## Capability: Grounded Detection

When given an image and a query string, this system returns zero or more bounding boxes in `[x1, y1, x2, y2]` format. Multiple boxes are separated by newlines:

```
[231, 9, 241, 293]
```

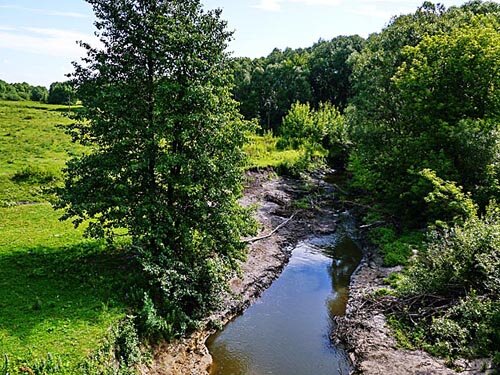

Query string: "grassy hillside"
[0, 100, 299, 372]
[0, 101, 140, 373]
[0, 101, 83, 207]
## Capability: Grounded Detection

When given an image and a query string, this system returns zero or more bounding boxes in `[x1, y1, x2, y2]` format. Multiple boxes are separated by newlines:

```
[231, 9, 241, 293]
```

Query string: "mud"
[331, 236, 494, 375]
[142, 170, 489, 375]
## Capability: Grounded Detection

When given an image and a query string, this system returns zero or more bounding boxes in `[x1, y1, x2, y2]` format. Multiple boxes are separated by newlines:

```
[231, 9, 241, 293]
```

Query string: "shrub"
[418, 169, 477, 226]
[278, 101, 347, 169]
[395, 202, 500, 360]
[369, 226, 423, 266]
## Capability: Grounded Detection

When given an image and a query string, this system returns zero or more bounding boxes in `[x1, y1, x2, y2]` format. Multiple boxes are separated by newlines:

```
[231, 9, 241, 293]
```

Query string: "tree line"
[232, 35, 365, 132]
[0, 80, 76, 105]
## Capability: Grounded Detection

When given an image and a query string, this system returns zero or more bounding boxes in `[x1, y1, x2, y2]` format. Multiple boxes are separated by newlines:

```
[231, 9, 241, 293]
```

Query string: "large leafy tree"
[56, 0, 253, 337]
[308, 35, 365, 110]
[348, 1, 500, 224]
[48, 81, 76, 105]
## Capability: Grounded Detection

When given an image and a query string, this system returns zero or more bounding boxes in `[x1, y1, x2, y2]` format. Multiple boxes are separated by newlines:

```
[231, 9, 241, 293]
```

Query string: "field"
[0, 101, 143, 372]
[0, 100, 299, 371]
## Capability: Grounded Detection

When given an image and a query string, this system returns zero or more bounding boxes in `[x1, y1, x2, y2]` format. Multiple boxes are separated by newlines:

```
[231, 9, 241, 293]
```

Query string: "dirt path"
[141, 171, 339, 375]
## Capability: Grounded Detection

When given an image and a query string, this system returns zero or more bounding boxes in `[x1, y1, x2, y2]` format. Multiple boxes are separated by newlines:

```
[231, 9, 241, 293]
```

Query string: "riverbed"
[207, 227, 362, 375]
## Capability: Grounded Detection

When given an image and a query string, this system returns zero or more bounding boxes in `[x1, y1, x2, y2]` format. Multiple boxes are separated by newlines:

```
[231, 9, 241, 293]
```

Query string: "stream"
[207, 218, 362, 375]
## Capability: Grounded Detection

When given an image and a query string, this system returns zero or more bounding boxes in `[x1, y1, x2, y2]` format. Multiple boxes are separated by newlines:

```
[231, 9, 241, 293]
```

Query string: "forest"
[0, 0, 499, 374]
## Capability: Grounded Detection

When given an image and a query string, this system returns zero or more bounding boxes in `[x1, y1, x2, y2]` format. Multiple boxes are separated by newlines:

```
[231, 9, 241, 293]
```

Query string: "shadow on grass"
[0, 241, 143, 351]
[49, 107, 84, 115]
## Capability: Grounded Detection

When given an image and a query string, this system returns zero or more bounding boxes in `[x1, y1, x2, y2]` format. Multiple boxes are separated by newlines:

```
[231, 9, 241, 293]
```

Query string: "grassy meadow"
[0, 101, 141, 372]
[0, 100, 298, 372]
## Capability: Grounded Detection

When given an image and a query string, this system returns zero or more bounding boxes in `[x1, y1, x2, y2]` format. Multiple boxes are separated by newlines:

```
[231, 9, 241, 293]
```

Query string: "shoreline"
[331, 229, 492, 375]
[142, 170, 340, 374]
[142, 170, 483, 375]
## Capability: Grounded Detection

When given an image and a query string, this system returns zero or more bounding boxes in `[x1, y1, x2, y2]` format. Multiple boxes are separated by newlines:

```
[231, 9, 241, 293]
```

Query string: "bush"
[395, 202, 500, 360]
[278, 101, 347, 169]
[417, 169, 478, 226]
[369, 226, 423, 266]
[399, 202, 500, 296]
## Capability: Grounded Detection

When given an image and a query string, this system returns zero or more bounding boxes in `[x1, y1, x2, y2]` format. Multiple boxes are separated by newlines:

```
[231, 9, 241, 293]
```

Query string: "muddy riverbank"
[141, 170, 489, 375]
[142, 170, 342, 375]
[331, 230, 493, 375]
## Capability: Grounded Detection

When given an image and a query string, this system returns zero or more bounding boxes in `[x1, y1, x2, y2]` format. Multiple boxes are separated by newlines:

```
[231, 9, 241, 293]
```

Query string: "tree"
[308, 35, 365, 110]
[48, 81, 76, 105]
[30, 86, 48, 102]
[56, 0, 253, 337]
[348, 2, 500, 224]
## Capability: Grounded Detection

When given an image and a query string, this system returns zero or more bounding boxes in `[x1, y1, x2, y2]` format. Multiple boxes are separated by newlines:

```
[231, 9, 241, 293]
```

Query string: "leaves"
[56, 0, 254, 338]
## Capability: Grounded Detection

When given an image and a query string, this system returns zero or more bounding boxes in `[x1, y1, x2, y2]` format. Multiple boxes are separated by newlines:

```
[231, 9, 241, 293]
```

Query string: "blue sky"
[0, 0, 497, 87]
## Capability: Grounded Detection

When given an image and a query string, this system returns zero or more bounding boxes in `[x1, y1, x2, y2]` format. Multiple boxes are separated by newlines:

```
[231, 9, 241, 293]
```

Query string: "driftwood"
[244, 212, 297, 243]
[359, 220, 386, 229]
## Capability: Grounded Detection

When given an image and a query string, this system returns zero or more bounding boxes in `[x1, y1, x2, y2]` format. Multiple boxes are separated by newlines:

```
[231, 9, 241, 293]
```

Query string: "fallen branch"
[359, 220, 385, 229]
[244, 212, 298, 243]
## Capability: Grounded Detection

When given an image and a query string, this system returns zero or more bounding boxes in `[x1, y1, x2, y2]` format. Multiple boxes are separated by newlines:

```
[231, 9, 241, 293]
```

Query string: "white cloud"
[0, 27, 95, 58]
[290, 0, 341, 4]
[0, 5, 89, 19]
[254, 0, 283, 11]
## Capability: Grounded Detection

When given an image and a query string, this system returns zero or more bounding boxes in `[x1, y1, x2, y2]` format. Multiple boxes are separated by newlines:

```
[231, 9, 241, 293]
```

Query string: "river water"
[207, 225, 362, 375]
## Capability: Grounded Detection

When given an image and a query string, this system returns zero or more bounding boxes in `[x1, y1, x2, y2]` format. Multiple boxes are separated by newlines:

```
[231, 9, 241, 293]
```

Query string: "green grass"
[0, 101, 300, 372]
[244, 132, 303, 169]
[0, 101, 140, 373]
[0, 204, 139, 372]
[0, 100, 83, 206]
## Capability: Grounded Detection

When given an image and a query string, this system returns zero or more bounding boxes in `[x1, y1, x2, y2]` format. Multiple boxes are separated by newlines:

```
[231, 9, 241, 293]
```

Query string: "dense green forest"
[1, 0, 499, 373]
[232, 34, 365, 131]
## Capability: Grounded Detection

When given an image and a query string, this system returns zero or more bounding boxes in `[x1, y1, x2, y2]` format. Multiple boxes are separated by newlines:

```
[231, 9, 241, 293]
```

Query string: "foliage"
[348, 5, 500, 225]
[278, 102, 315, 150]
[48, 82, 76, 105]
[232, 49, 313, 131]
[418, 169, 478, 225]
[56, 0, 254, 340]
[308, 35, 365, 110]
[394, 202, 500, 360]
[231, 35, 365, 131]
[278, 101, 347, 168]
[369, 226, 423, 266]
[0, 80, 48, 102]
[244, 132, 303, 169]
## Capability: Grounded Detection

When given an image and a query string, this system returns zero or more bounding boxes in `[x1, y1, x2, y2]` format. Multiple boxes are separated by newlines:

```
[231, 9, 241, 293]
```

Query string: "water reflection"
[207, 234, 362, 375]
[326, 237, 363, 320]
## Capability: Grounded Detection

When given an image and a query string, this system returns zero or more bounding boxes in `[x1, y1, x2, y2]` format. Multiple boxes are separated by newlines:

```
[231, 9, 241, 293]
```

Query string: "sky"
[0, 0, 497, 87]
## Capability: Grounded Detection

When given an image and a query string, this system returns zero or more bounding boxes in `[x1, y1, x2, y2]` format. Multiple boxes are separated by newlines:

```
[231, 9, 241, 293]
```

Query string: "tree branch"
[244, 212, 298, 243]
